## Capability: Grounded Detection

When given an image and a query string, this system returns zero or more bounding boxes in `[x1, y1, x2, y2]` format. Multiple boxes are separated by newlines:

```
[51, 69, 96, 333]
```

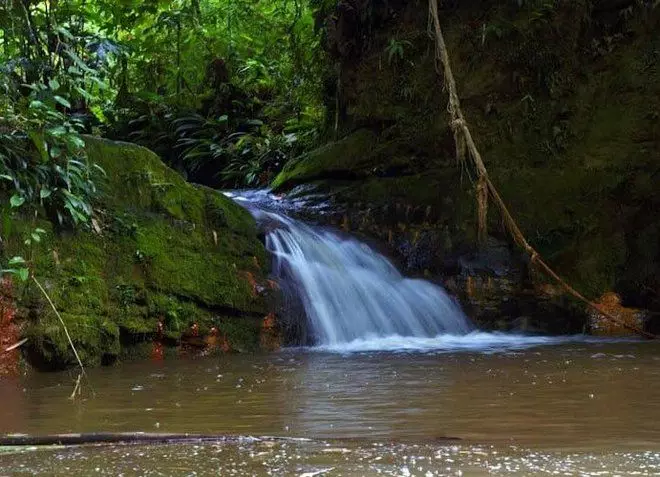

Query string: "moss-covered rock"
[3, 137, 270, 369]
[273, 129, 380, 189]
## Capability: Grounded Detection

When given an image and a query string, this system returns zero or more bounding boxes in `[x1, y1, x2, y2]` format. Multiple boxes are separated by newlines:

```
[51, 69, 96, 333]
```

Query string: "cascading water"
[228, 190, 473, 348]
[227, 190, 621, 352]
[267, 210, 473, 345]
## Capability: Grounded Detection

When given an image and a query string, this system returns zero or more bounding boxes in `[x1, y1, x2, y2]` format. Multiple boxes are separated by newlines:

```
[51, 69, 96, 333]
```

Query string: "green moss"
[6, 137, 270, 370]
[134, 218, 256, 308]
[272, 129, 380, 190]
[216, 316, 262, 352]
[147, 293, 214, 334]
[25, 313, 120, 368]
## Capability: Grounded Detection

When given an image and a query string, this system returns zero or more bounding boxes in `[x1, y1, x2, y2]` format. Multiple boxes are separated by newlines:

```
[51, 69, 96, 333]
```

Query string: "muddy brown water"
[1, 340, 660, 475]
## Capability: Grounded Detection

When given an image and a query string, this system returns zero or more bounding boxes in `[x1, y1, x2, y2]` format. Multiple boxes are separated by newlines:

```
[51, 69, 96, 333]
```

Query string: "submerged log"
[0, 433, 463, 447]
[0, 433, 250, 447]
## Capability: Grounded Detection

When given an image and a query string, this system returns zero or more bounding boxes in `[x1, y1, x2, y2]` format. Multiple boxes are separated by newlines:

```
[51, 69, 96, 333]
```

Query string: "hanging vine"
[427, 0, 655, 339]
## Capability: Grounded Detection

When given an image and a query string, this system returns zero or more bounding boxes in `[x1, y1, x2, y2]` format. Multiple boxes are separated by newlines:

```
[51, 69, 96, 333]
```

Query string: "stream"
[1, 190, 659, 476]
[2, 344, 660, 475]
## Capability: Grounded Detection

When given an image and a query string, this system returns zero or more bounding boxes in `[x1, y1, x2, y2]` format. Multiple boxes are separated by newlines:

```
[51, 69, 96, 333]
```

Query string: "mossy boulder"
[272, 129, 428, 191]
[3, 137, 269, 369]
[273, 129, 378, 189]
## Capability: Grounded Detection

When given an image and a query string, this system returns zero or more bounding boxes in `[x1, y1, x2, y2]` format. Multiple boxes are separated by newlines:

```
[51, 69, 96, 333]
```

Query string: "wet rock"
[588, 292, 647, 336]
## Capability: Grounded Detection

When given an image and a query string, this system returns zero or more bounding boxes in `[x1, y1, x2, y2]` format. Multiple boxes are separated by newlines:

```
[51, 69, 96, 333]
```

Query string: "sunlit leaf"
[9, 195, 25, 208]
[8, 257, 26, 266]
[54, 96, 72, 108]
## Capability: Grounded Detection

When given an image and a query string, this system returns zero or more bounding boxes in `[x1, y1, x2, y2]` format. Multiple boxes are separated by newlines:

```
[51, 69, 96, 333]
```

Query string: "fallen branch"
[427, 0, 655, 339]
[0, 433, 460, 447]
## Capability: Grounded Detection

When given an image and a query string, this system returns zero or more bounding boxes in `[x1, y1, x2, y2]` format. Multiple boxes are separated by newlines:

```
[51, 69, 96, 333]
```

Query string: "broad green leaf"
[49, 146, 62, 158]
[40, 188, 52, 199]
[66, 135, 86, 149]
[18, 268, 29, 282]
[10, 195, 25, 208]
[28, 131, 48, 162]
[56, 26, 74, 40]
[48, 126, 67, 137]
[54, 96, 72, 108]
[48, 79, 61, 90]
[8, 256, 26, 266]
[75, 86, 93, 101]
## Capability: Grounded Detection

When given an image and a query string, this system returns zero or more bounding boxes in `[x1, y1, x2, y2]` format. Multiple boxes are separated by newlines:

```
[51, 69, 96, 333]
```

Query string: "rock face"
[3, 137, 271, 369]
[273, 1, 660, 334]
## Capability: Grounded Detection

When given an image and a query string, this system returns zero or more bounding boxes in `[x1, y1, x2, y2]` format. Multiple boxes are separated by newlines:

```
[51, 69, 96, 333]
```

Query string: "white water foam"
[312, 332, 616, 353]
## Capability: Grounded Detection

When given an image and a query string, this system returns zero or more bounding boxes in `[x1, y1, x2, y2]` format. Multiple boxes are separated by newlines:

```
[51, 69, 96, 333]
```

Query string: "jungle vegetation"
[0, 0, 328, 233]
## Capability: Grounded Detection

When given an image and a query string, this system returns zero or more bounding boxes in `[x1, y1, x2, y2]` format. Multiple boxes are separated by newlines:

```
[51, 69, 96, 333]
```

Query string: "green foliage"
[385, 38, 412, 64]
[107, 0, 326, 185]
[1, 255, 29, 282]
[1, 0, 326, 188]
[0, 87, 104, 227]
[122, 101, 320, 187]
[0, 6, 110, 231]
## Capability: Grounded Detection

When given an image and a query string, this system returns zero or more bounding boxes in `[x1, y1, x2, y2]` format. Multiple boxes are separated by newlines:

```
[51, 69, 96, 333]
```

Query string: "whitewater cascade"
[229, 191, 472, 347]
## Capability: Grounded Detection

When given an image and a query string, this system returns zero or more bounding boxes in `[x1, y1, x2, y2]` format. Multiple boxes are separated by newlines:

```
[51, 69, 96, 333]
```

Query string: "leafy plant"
[385, 38, 413, 64]
[1, 256, 30, 283]
[0, 81, 105, 228]
[2, 0, 326, 193]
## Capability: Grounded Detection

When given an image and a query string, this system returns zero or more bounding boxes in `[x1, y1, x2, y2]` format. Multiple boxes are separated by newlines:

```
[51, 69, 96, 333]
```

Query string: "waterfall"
[228, 190, 472, 348]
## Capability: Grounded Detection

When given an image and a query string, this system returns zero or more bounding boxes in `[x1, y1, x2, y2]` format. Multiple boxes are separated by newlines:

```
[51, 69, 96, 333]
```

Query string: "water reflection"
[285, 352, 456, 439]
[2, 342, 660, 451]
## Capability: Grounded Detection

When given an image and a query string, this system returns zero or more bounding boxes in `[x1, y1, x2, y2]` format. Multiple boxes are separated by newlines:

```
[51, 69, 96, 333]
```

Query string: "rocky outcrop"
[273, 1, 660, 334]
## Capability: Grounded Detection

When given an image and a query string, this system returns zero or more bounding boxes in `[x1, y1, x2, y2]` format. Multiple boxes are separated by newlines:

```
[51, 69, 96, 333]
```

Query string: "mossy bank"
[1, 137, 271, 370]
